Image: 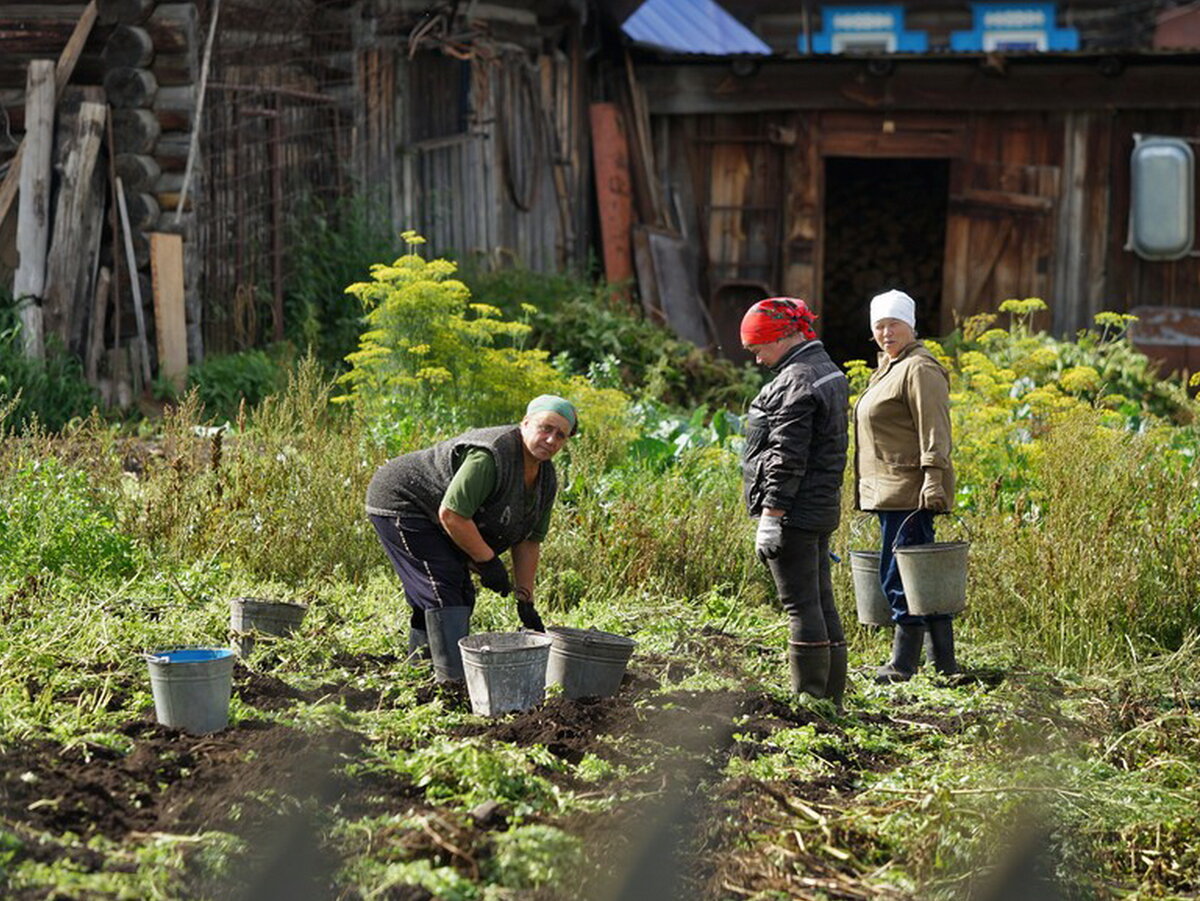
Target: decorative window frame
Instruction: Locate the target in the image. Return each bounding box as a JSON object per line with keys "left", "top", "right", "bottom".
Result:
{"left": 950, "top": 3, "right": 1080, "bottom": 52}
{"left": 807, "top": 5, "right": 928, "bottom": 53}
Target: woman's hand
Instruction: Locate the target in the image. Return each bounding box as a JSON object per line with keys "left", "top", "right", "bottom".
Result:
{"left": 475, "top": 556, "right": 513, "bottom": 595}
{"left": 755, "top": 512, "right": 785, "bottom": 562}
{"left": 919, "top": 469, "right": 948, "bottom": 513}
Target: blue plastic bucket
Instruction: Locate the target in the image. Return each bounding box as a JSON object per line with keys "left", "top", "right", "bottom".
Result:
{"left": 146, "top": 647, "right": 236, "bottom": 734}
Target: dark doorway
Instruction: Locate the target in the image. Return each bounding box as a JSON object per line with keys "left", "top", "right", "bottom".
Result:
{"left": 820, "top": 157, "right": 950, "bottom": 365}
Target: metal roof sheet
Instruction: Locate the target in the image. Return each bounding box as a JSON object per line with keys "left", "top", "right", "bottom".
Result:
{"left": 622, "top": 0, "right": 773, "bottom": 55}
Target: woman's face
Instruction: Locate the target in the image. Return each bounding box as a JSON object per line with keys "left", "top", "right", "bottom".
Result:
{"left": 872, "top": 318, "right": 916, "bottom": 359}
{"left": 519, "top": 411, "right": 572, "bottom": 462}
{"left": 743, "top": 336, "right": 792, "bottom": 367}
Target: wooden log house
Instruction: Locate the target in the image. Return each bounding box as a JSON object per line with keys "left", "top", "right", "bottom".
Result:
{"left": 618, "top": 0, "right": 1200, "bottom": 366}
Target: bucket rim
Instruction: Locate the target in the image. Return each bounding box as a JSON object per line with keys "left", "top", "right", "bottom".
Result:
{"left": 459, "top": 631, "right": 553, "bottom": 653}
{"left": 848, "top": 549, "right": 882, "bottom": 560}
{"left": 547, "top": 625, "right": 636, "bottom": 649}
{"left": 229, "top": 597, "right": 309, "bottom": 612}
{"left": 145, "top": 646, "right": 235, "bottom": 665}
{"left": 893, "top": 540, "right": 970, "bottom": 555}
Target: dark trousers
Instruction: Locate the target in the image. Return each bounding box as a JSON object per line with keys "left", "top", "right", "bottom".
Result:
{"left": 369, "top": 514, "right": 475, "bottom": 631}
{"left": 877, "top": 510, "right": 947, "bottom": 625}
{"left": 767, "top": 528, "right": 845, "bottom": 644}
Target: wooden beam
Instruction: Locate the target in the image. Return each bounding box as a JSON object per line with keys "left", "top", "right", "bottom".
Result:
{"left": 0, "top": 1, "right": 98, "bottom": 226}
{"left": 43, "top": 99, "right": 107, "bottom": 348}
{"left": 13, "top": 60, "right": 55, "bottom": 359}
{"left": 149, "top": 231, "right": 186, "bottom": 391}
{"left": 637, "top": 59, "right": 1200, "bottom": 115}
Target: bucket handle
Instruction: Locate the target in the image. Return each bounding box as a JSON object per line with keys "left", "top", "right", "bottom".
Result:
{"left": 890, "top": 510, "right": 972, "bottom": 553}
{"left": 143, "top": 652, "right": 169, "bottom": 665}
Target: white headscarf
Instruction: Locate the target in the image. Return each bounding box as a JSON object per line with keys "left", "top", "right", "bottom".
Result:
{"left": 869, "top": 289, "right": 917, "bottom": 329}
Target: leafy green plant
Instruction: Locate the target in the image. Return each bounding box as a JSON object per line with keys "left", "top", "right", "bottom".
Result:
{"left": 337, "top": 233, "right": 631, "bottom": 451}
{"left": 284, "top": 191, "right": 402, "bottom": 367}
{"left": 0, "top": 292, "right": 98, "bottom": 432}
{"left": 464, "top": 264, "right": 763, "bottom": 410}
{"left": 181, "top": 344, "right": 295, "bottom": 423}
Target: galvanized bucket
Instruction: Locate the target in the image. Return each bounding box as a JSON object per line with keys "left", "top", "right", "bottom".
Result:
{"left": 146, "top": 647, "right": 235, "bottom": 734}
{"left": 459, "top": 632, "right": 552, "bottom": 716}
{"left": 850, "top": 550, "right": 892, "bottom": 626}
{"left": 893, "top": 513, "right": 970, "bottom": 616}
{"left": 545, "top": 626, "right": 636, "bottom": 699}
{"left": 229, "top": 597, "right": 308, "bottom": 656}
{"left": 895, "top": 541, "right": 969, "bottom": 615}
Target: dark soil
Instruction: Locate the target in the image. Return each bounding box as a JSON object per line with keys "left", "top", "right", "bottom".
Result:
{"left": 0, "top": 647, "right": 970, "bottom": 900}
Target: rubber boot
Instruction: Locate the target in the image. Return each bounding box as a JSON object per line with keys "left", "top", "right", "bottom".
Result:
{"left": 927, "top": 618, "right": 958, "bottom": 676}
{"left": 788, "top": 642, "right": 831, "bottom": 698}
{"left": 875, "top": 623, "right": 926, "bottom": 683}
{"left": 827, "top": 641, "right": 848, "bottom": 712}
{"left": 425, "top": 606, "right": 471, "bottom": 682}
{"left": 922, "top": 630, "right": 935, "bottom": 669}
{"left": 406, "top": 627, "right": 430, "bottom": 663}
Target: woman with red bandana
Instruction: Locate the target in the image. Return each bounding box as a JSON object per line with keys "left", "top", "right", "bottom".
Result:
{"left": 740, "top": 298, "right": 850, "bottom": 706}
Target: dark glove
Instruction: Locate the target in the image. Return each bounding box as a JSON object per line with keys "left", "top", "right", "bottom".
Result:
{"left": 517, "top": 600, "right": 545, "bottom": 632}
{"left": 919, "top": 469, "right": 949, "bottom": 513}
{"left": 476, "top": 555, "right": 512, "bottom": 595}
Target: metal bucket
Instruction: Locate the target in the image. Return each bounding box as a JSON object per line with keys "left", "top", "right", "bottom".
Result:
{"left": 459, "top": 632, "right": 552, "bottom": 716}
{"left": 229, "top": 597, "right": 308, "bottom": 656}
{"left": 850, "top": 550, "right": 892, "bottom": 626}
{"left": 895, "top": 541, "right": 970, "bottom": 616}
{"left": 545, "top": 626, "right": 636, "bottom": 699}
{"left": 146, "top": 647, "right": 236, "bottom": 734}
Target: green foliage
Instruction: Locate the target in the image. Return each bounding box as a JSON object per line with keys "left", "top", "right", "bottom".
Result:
{"left": 0, "top": 455, "right": 137, "bottom": 584}
{"left": 486, "top": 824, "right": 584, "bottom": 890}
{"left": 337, "top": 234, "right": 631, "bottom": 451}
{"left": 181, "top": 345, "right": 294, "bottom": 423}
{"left": 124, "top": 357, "right": 384, "bottom": 583}
{"left": 284, "top": 191, "right": 402, "bottom": 367}
{"left": 464, "top": 264, "right": 763, "bottom": 410}
{"left": 0, "top": 293, "right": 98, "bottom": 432}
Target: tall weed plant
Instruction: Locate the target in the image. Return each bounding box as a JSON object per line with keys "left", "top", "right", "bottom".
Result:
{"left": 123, "top": 358, "right": 385, "bottom": 584}
{"left": 337, "top": 233, "right": 631, "bottom": 454}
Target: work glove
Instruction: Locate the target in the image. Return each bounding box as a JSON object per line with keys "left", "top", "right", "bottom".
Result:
{"left": 517, "top": 600, "right": 545, "bottom": 632}
{"left": 755, "top": 514, "right": 784, "bottom": 563}
{"left": 475, "top": 555, "right": 512, "bottom": 595}
{"left": 919, "top": 469, "right": 949, "bottom": 513}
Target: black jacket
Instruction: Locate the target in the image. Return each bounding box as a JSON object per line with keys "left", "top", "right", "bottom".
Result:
{"left": 741, "top": 340, "right": 849, "bottom": 532}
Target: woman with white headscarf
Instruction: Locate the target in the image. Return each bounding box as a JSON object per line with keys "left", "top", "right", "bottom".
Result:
{"left": 853, "top": 289, "right": 956, "bottom": 682}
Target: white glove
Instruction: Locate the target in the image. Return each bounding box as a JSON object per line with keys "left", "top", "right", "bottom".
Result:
{"left": 755, "top": 514, "right": 784, "bottom": 563}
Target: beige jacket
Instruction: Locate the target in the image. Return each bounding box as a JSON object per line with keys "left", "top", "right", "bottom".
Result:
{"left": 854, "top": 341, "right": 954, "bottom": 511}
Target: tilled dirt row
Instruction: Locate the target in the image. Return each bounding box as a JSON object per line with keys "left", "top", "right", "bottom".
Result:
{"left": 0, "top": 635, "right": 980, "bottom": 900}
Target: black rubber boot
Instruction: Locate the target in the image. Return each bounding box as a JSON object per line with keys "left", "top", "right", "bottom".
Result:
{"left": 827, "top": 642, "right": 848, "bottom": 712}
{"left": 876, "top": 623, "right": 926, "bottom": 683}
{"left": 922, "top": 630, "right": 935, "bottom": 668}
{"left": 788, "top": 642, "right": 831, "bottom": 698}
{"left": 425, "top": 606, "right": 471, "bottom": 682}
{"left": 406, "top": 627, "right": 430, "bottom": 663}
{"left": 927, "top": 618, "right": 958, "bottom": 676}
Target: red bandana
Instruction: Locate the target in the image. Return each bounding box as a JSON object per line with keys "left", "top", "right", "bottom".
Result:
{"left": 739, "top": 297, "right": 818, "bottom": 345}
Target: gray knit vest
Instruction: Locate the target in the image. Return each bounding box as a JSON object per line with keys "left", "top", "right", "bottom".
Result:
{"left": 365, "top": 425, "right": 557, "bottom": 554}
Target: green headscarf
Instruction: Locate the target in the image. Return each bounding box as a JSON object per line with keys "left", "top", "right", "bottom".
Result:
{"left": 525, "top": 394, "right": 578, "bottom": 435}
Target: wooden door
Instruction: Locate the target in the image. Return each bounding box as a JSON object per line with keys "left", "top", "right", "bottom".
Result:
{"left": 942, "top": 160, "right": 1060, "bottom": 330}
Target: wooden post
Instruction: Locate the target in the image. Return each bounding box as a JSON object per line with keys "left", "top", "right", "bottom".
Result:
{"left": 14, "top": 60, "right": 56, "bottom": 359}
{"left": 150, "top": 232, "right": 187, "bottom": 391}
{"left": 589, "top": 102, "right": 635, "bottom": 287}
{"left": 115, "top": 176, "right": 154, "bottom": 386}
{"left": 175, "top": 0, "right": 220, "bottom": 225}
{"left": 43, "top": 99, "right": 107, "bottom": 347}
{"left": 86, "top": 265, "right": 112, "bottom": 384}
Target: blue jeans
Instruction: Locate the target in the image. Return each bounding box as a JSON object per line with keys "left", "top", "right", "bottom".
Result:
{"left": 877, "top": 510, "right": 944, "bottom": 625}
